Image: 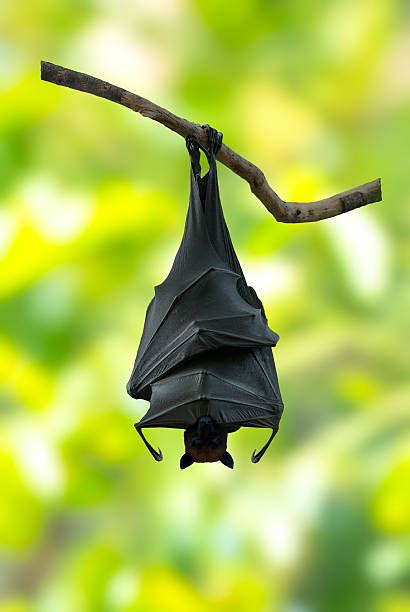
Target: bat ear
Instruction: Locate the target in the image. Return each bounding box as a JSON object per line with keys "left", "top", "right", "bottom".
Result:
{"left": 220, "top": 451, "right": 234, "bottom": 469}
{"left": 180, "top": 453, "right": 194, "bottom": 470}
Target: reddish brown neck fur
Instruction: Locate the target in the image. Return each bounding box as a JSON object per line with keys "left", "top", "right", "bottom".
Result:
{"left": 184, "top": 429, "right": 227, "bottom": 463}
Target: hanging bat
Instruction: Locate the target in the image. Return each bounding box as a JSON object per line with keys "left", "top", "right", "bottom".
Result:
{"left": 127, "top": 126, "right": 284, "bottom": 468}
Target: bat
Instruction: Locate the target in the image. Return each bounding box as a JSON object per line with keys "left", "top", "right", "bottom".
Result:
{"left": 127, "top": 125, "right": 284, "bottom": 468}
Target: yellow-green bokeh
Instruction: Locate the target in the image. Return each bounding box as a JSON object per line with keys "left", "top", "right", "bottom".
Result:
{"left": 1, "top": 1, "right": 409, "bottom": 611}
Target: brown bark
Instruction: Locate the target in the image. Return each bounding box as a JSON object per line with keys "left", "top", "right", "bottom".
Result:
{"left": 41, "top": 61, "right": 382, "bottom": 223}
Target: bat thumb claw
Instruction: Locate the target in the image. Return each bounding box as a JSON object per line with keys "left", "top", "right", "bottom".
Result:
{"left": 251, "top": 450, "right": 261, "bottom": 463}
{"left": 135, "top": 426, "right": 163, "bottom": 461}
{"left": 251, "top": 427, "right": 278, "bottom": 463}
{"left": 153, "top": 448, "right": 163, "bottom": 462}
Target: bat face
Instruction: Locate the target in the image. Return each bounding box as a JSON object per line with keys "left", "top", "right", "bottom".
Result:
{"left": 180, "top": 416, "right": 234, "bottom": 469}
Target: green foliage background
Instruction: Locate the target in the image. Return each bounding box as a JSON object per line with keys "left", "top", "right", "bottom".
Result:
{"left": 1, "top": 1, "right": 409, "bottom": 611}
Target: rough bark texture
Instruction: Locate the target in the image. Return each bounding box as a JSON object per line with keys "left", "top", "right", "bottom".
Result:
{"left": 41, "top": 61, "right": 382, "bottom": 223}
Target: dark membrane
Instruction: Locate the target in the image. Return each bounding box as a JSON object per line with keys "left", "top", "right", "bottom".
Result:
{"left": 127, "top": 125, "right": 284, "bottom": 465}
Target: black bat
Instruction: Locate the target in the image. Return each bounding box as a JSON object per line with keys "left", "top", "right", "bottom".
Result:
{"left": 127, "top": 125, "right": 284, "bottom": 468}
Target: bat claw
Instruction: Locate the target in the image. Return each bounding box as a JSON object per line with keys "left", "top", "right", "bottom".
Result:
{"left": 186, "top": 134, "right": 197, "bottom": 150}
{"left": 153, "top": 448, "right": 163, "bottom": 462}
{"left": 201, "top": 124, "right": 223, "bottom": 156}
{"left": 251, "top": 449, "right": 261, "bottom": 463}
{"left": 135, "top": 425, "right": 164, "bottom": 462}
{"left": 251, "top": 427, "right": 278, "bottom": 463}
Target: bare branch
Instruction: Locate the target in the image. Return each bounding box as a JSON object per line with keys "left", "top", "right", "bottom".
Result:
{"left": 41, "top": 61, "right": 382, "bottom": 223}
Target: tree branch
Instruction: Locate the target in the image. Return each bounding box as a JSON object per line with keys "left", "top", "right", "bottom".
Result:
{"left": 41, "top": 61, "right": 382, "bottom": 223}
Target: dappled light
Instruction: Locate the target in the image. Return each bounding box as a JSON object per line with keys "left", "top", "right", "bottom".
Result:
{"left": 0, "top": 1, "right": 409, "bottom": 610}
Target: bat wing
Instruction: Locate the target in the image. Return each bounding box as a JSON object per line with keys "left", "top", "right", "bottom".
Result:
{"left": 138, "top": 347, "right": 283, "bottom": 430}
{"left": 127, "top": 267, "right": 279, "bottom": 399}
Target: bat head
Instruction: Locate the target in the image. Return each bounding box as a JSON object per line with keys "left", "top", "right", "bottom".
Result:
{"left": 180, "top": 416, "right": 234, "bottom": 469}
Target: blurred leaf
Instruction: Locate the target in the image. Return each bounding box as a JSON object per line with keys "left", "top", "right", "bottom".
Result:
{"left": 0, "top": 449, "right": 43, "bottom": 549}
{"left": 372, "top": 456, "right": 410, "bottom": 534}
